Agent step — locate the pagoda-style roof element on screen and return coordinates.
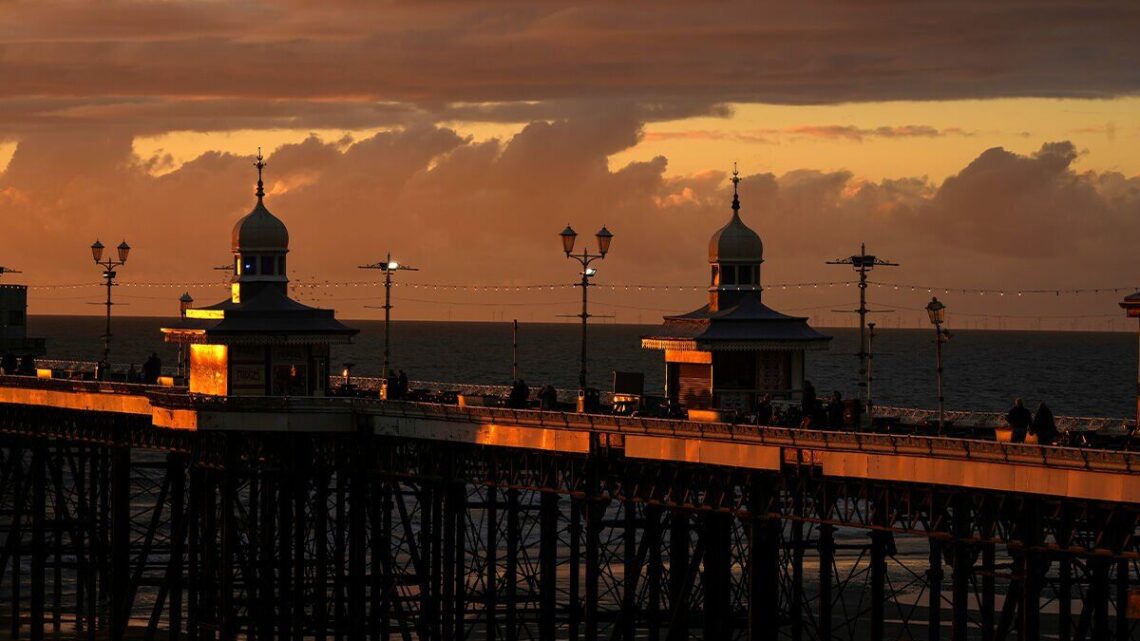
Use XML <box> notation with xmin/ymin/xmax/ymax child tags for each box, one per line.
<box><xmin>642</xmin><ymin>295</ymin><xmax>830</xmax><ymax>352</ymax></box>
<box><xmin>161</xmin><ymin>287</ymin><xmax>357</xmax><ymax>345</ymax></box>
<box><xmin>1121</xmin><ymin>291</ymin><xmax>1140</xmax><ymax>317</ymax></box>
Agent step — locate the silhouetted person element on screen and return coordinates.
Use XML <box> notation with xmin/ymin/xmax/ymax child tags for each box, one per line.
<box><xmin>385</xmin><ymin>369</ymin><xmax>397</xmax><ymax>399</ymax></box>
<box><xmin>1031</xmin><ymin>402</ymin><xmax>1058</xmax><ymax>446</ymax></box>
<box><xmin>142</xmin><ymin>352</ymin><xmax>162</xmax><ymax>384</ymax></box>
<box><xmin>539</xmin><ymin>384</ymin><xmax>558</xmax><ymax>410</ymax></box>
<box><xmin>507</xmin><ymin>379</ymin><xmax>529</xmax><ymax>408</ymax></box>
<box><xmin>1006</xmin><ymin>398</ymin><xmax>1032</xmax><ymax>443</ymax></box>
<box><xmin>18</xmin><ymin>354</ymin><xmax>35</xmax><ymax>376</ymax></box>
<box><xmin>128</xmin><ymin>363</ymin><xmax>139</xmax><ymax>382</ymax></box>
<box><xmin>827</xmin><ymin>391</ymin><xmax>845</xmax><ymax>429</ymax></box>
<box><xmin>755</xmin><ymin>394</ymin><xmax>773</xmax><ymax>426</ymax></box>
<box><xmin>397</xmin><ymin>369</ymin><xmax>409</xmax><ymax>399</ymax></box>
<box><xmin>801</xmin><ymin>380</ymin><xmax>817</xmax><ymax>422</ymax></box>
<box><xmin>1</xmin><ymin>353</ymin><xmax>16</xmax><ymax>375</ymax></box>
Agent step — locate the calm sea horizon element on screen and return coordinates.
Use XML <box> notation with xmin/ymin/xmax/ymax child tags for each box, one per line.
<box><xmin>24</xmin><ymin>314</ymin><xmax>1138</xmax><ymax>419</ymax></box>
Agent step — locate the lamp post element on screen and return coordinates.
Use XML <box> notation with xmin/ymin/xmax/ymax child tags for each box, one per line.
<box><xmin>866</xmin><ymin>321</ymin><xmax>876</xmax><ymax>417</ymax></box>
<box><xmin>359</xmin><ymin>252</ymin><xmax>417</xmax><ymax>376</ymax></box>
<box><xmin>91</xmin><ymin>240</ymin><xmax>130</xmax><ymax>373</ymax></box>
<box><xmin>925</xmin><ymin>297</ymin><xmax>947</xmax><ymax>432</ymax></box>
<box><xmin>178</xmin><ymin>292</ymin><xmax>193</xmax><ymax>380</ymax></box>
<box><xmin>826</xmin><ymin>244</ymin><xmax>897</xmax><ymax>411</ymax></box>
<box><xmin>560</xmin><ymin>224</ymin><xmax>613</xmax><ymax>393</ymax></box>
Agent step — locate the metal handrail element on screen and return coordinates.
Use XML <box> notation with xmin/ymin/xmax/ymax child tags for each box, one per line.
<box><xmin>0</xmin><ymin>373</ymin><xmax>1135</xmax><ymax>473</ymax></box>
<box><xmin>357</xmin><ymin>399</ymin><xmax>1139</xmax><ymax>474</ymax></box>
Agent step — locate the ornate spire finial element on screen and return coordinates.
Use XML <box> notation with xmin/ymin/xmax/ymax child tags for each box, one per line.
<box><xmin>254</xmin><ymin>147</ymin><xmax>266</xmax><ymax>200</ymax></box>
<box><xmin>731</xmin><ymin>162</ymin><xmax>741</xmax><ymax>215</ymax></box>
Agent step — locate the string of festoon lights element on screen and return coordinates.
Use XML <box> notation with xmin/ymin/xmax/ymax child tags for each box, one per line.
<box><xmin>21</xmin><ymin>278</ymin><xmax>1140</xmax><ymax>296</ymax></box>
<box><xmin>26</xmin><ymin>279</ymin><xmax>862</xmax><ymax>292</ymax></box>
<box><xmin>867</xmin><ymin>281</ymin><xmax>1140</xmax><ymax>297</ymax></box>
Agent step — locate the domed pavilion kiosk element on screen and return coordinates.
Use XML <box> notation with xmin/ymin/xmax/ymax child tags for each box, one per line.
<box><xmin>161</xmin><ymin>153</ymin><xmax>357</xmax><ymax>396</ymax></box>
<box><xmin>641</xmin><ymin>168</ymin><xmax>830</xmax><ymax>416</ymax></box>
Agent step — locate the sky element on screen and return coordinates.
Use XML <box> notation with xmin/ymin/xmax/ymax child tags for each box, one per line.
<box><xmin>1</xmin><ymin>1</ymin><xmax>1139</xmax><ymax>330</ymax></box>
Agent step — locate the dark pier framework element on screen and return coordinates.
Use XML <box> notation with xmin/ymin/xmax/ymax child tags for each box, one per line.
<box><xmin>0</xmin><ymin>404</ymin><xmax>1137</xmax><ymax>641</ymax></box>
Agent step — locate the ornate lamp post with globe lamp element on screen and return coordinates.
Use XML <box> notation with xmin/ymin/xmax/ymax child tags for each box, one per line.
<box><xmin>926</xmin><ymin>296</ymin><xmax>949</xmax><ymax>432</ymax></box>
<box><xmin>559</xmin><ymin>224</ymin><xmax>613</xmax><ymax>402</ymax></box>
<box><xmin>90</xmin><ymin>239</ymin><xmax>131</xmax><ymax>377</ymax></box>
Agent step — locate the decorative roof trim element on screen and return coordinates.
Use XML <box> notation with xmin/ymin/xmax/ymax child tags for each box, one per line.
<box><xmin>641</xmin><ymin>338</ymin><xmax>698</xmax><ymax>351</ymax></box>
<box><xmin>642</xmin><ymin>337</ymin><xmax>830</xmax><ymax>352</ymax></box>
<box><xmin>185</xmin><ymin>308</ymin><xmax>224</xmax><ymax>320</ymax></box>
<box><xmin>160</xmin><ymin>328</ymin><xmax>208</xmax><ymax>344</ymax></box>
<box><xmin>203</xmin><ymin>334</ymin><xmax>355</xmax><ymax>346</ymax></box>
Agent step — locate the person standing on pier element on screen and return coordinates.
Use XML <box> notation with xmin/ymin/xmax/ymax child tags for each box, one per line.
<box><xmin>539</xmin><ymin>383</ymin><xmax>558</xmax><ymax>410</ymax></box>
<box><xmin>1006</xmin><ymin>398</ymin><xmax>1032</xmax><ymax>443</ymax></box>
<box><xmin>828</xmin><ymin>391</ymin><xmax>845</xmax><ymax>429</ymax></box>
<box><xmin>755</xmin><ymin>393</ymin><xmax>773</xmax><ymax>426</ymax></box>
<box><xmin>397</xmin><ymin>369</ymin><xmax>409</xmax><ymax>399</ymax></box>
<box><xmin>1031</xmin><ymin>402</ymin><xmax>1058</xmax><ymax>445</ymax></box>
<box><xmin>801</xmin><ymin>380</ymin><xmax>817</xmax><ymax>426</ymax></box>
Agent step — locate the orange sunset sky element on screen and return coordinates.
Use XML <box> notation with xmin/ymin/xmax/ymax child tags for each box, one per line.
<box><xmin>1</xmin><ymin>1</ymin><xmax>1138</xmax><ymax>329</ymax></box>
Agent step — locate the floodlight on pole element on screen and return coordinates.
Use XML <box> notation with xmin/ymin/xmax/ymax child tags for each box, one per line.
<box><xmin>359</xmin><ymin>252</ymin><xmax>418</xmax><ymax>377</ymax></box>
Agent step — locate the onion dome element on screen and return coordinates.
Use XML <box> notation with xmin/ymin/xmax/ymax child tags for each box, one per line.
<box><xmin>232</xmin><ymin>201</ymin><xmax>289</xmax><ymax>252</ymax></box>
<box><xmin>708</xmin><ymin>167</ymin><xmax>762</xmax><ymax>262</ymax></box>
<box><xmin>231</xmin><ymin>149</ymin><xmax>289</xmax><ymax>252</ymax></box>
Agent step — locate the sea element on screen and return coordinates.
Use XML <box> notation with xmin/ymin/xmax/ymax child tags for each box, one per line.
<box><xmin>29</xmin><ymin>315</ymin><xmax>1137</xmax><ymax>419</ymax></box>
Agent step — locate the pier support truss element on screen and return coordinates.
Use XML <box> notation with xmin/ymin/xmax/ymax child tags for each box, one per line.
<box><xmin>0</xmin><ymin>406</ymin><xmax>1137</xmax><ymax>640</ymax></box>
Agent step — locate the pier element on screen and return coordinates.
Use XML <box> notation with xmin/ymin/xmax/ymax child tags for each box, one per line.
<box><xmin>0</xmin><ymin>373</ymin><xmax>1138</xmax><ymax>641</ymax></box>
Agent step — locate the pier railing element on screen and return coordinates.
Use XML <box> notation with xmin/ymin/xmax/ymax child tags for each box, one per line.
<box><xmin>874</xmin><ymin>404</ymin><xmax>1133</xmax><ymax>435</ymax></box>
<box><xmin>353</xmin><ymin>399</ymin><xmax>1140</xmax><ymax>473</ymax></box>
<box><xmin>4</xmin><ymin>366</ymin><xmax>1136</xmax><ymax>438</ymax></box>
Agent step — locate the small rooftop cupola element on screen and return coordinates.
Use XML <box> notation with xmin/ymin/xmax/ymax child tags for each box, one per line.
<box><xmin>230</xmin><ymin>149</ymin><xmax>289</xmax><ymax>303</ymax></box>
<box><xmin>708</xmin><ymin>164</ymin><xmax>763</xmax><ymax>311</ymax></box>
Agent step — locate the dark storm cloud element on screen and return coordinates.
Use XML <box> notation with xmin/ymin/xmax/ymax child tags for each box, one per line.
<box><xmin>0</xmin><ymin>1</ymin><xmax>1137</xmax><ymax>132</ymax></box>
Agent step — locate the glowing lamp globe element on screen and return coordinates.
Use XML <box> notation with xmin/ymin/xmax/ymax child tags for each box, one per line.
<box><xmin>560</xmin><ymin>225</ymin><xmax>577</xmax><ymax>255</ymax></box>
<box><xmin>596</xmin><ymin>225</ymin><xmax>613</xmax><ymax>256</ymax></box>
<box><xmin>926</xmin><ymin>297</ymin><xmax>946</xmax><ymax>326</ymax></box>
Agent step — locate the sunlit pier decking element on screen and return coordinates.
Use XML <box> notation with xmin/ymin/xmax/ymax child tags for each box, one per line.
<box><xmin>1</xmin><ymin>373</ymin><xmax>1136</xmax><ymax>505</ymax></box>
